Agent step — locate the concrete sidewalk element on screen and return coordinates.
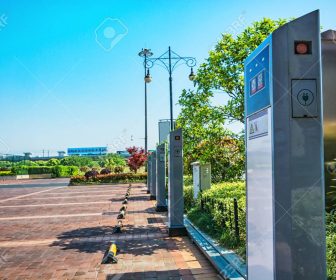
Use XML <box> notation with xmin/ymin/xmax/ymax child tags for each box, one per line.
<box><xmin>0</xmin><ymin>180</ymin><xmax>219</xmax><ymax>280</ymax></box>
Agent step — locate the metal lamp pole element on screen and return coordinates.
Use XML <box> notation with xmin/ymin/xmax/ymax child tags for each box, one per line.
<box><xmin>145</xmin><ymin>46</ymin><xmax>196</xmax><ymax>131</ymax></box>
<box><xmin>138</xmin><ymin>48</ymin><xmax>153</xmax><ymax>153</ymax></box>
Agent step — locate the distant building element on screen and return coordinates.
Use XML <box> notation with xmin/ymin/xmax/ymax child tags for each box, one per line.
<box><xmin>67</xmin><ymin>147</ymin><xmax>108</xmax><ymax>156</ymax></box>
<box><xmin>116</xmin><ymin>150</ymin><xmax>130</xmax><ymax>158</ymax></box>
<box><xmin>23</xmin><ymin>152</ymin><xmax>32</xmax><ymax>159</ymax></box>
<box><xmin>57</xmin><ymin>151</ymin><xmax>66</xmax><ymax>158</ymax></box>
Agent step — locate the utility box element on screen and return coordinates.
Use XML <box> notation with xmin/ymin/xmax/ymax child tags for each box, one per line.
<box><xmin>321</xmin><ymin>29</ymin><xmax>336</xmax><ymax>210</ymax></box>
<box><xmin>245</xmin><ymin>11</ymin><xmax>325</xmax><ymax>280</ymax></box>
<box><xmin>191</xmin><ymin>162</ymin><xmax>211</xmax><ymax>199</ymax></box>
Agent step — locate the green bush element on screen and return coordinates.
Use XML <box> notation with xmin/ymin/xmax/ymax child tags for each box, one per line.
<box><xmin>327</xmin><ymin>211</ymin><xmax>336</xmax><ymax>279</ymax></box>
<box><xmin>185</xmin><ymin>181</ymin><xmax>246</xmax><ymax>258</ymax></box>
<box><xmin>53</xmin><ymin>166</ymin><xmax>80</xmax><ymax>177</ymax></box>
<box><xmin>69</xmin><ymin>172</ymin><xmax>147</xmax><ymax>185</ymax></box>
<box><xmin>0</xmin><ymin>170</ymin><xmax>13</xmax><ymax>176</ymax></box>
<box><xmin>11</xmin><ymin>165</ymin><xmax>79</xmax><ymax>177</ymax></box>
<box><xmin>184</xmin><ymin>185</ymin><xmax>195</xmax><ymax>212</ymax></box>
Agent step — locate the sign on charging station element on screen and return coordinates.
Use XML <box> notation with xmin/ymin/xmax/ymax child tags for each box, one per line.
<box><xmin>245</xmin><ymin>10</ymin><xmax>325</xmax><ymax>280</ymax></box>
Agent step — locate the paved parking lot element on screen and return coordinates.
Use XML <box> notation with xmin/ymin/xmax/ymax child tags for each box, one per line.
<box><xmin>0</xmin><ymin>179</ymin><xmax>219</xmax><ymax>280</ymax></box>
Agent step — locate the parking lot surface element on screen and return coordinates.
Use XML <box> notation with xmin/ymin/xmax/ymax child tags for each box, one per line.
<box><xmin>0</xmin><ymin>179</ymin><xmax>219</xmax><ymax>280</ymax></box>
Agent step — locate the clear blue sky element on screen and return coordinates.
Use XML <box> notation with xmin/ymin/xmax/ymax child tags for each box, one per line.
<box><xmin>0</xmin><ymin>0</ymin><xmax>335</xmax><ymax>156</ymax></box>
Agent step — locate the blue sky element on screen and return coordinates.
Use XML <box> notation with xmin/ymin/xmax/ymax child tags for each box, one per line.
<box><xmin>0</xmin><ymin>0</ymin><xmax>335</xmax><ymax>156</ymax></box>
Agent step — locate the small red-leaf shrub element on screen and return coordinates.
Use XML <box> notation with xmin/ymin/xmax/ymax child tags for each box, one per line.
<box><xmin>69</xmin><ymin>172</ymin><xmax>147</xmax><ymax>185</ymax></box>
<box><xmin>126</xmin><ymin>146</ymin><xmax>148</xmax><ymax>173</ymax></box>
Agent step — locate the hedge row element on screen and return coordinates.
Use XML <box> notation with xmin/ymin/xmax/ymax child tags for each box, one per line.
<box><xmin>11</xmin><ymin>165</ymin><xmax>80</xmax><ymax>177</ymax></box>
<box><xmin>184</xmin><ymin>181</ymin><xmax>246</xmax><ymax>258</ymax></box>
<box><xmin>69</xmin><ymin>172</ymin><xmax>147</xmax><ymax>185</ymax></box>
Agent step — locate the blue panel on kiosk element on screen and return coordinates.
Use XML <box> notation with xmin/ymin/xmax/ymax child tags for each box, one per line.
<box><xmin>245</xmin><ymin>36</ymin><xmax>272</xmax><ymax>116</ymax></box>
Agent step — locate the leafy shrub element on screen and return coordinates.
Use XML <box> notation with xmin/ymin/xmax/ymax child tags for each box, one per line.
<box><xmin>53</xmin><ymin>166</ymin><xmax>80</xmax><ymax>177</ymax></box>
<box><xmin>80</xmin><ymin>166</ymin><xmax>90</xmax><ymax>173</ymax></box>
<box><xmin>114</xmin><ymin>166</ymin><xmax>124</xmax><ymax>173</ymax></box>
<box><xmin>327</xmin><ymin>211</ymin><xmax>336</xmax><ymax>279</ymax></box>
<box><xmin>185</xmin><ymin>181</ymin><xmax>246</xmax><ymax>258</ymax></box>
<box><xmin>100</xmin><ymin>168</ymin><xmax>111</xmax><ymax>175</ymax></box>
<box><xmin>100</xmin><ymin>154</ymin><xmax>126</xmax><ymax>169</ymax></box>
<box><xmin>47</xmin><ymin>158</ymin><xmax>60</xmax><ymax>166</ymax></box>
<box><xmin>11</xmin><ymin>166</ymin><xmax>53</xmax><ymax>175</ymax></box>
<box><xmin>11</xmin><ymin>165</ymin><xmax>79</xmax><ymax>177</ymax></box>
<box><xmin>126</xmin><ymin>146</ymin><xmax>147</xmax><ymax>173</ymax></box>
<box><xmin>0</xmin><ymin>171</ymin><xmax>13</xmax><ymax>176</ymax></box>
<box><xmin>184</xmin><ymin>185</ymin><xmax>195</xmax><ymax>212</ymax></box>
<box><xmin>69</xmin><ymin>172</ymin><xmax>147</xmax><ymax>185</ymax></box>
<box><xmin>84</xmin><ymin>170</ymin><xmax>99</xmax><ymax>180</ymax></box>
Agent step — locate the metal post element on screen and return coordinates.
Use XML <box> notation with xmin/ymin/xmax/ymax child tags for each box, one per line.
<box><xmin>144</xmin><ymin>55</ymin><xmax>148</xmax><ymax>153</ymax></box>
<box><xmin>168</xmin><ymin>46</ymin><xmax>173</xmax><ymax>131</ymax></box>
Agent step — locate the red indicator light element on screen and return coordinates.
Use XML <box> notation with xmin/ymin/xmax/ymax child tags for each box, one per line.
<box><xmin>294</xmin><ymin>41</ymin><xmax>312</xmax><ymax>55</ymax></box>
<box><xmin>296</xmin><ymin>43</ymin><xmax>308</xmax><ymax>54</ymax></box>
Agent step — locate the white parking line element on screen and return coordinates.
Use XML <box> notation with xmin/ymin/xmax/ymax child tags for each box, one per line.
<box><xmin>16</xmin><ymin>194</ymin><xmax>119</xmax><ymax>200</ymax></box>
<box><xmin>0</xmin><ymin>186</ymin><xmax>65</xmax><ymax>203</ymax></box>
<box><xmin>0</xmin><ymin>212</ymin><xmax>104</xmax><ymax>221</ymax></box>
<box><xmin>0</xmin><ymin>201</ymin><xmax>110</xmax><ymax>208</ymax></box>
<box><xmin>45</xmin><ymin>190</ymin><xmax>114</xmax><ymax>195</ymax></box>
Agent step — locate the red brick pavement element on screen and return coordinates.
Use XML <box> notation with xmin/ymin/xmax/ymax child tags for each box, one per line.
<box><xmin>0</xmin><ymin>179</ymin><xmax>220</xmax><ymax>280</ymax></box>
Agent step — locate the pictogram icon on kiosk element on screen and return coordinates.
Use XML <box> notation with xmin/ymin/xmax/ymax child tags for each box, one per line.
<box><xmin>297</xmin><ymin>89</ymin><xmax>314</xmax><ymax>106</ymax></box>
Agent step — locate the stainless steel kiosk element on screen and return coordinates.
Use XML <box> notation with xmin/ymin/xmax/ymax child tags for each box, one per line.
<box><xmin>150</xmin><ymin>151</ymin><xmax>157</xmax><ymax>200</ymax></box>
<box><xmin>245</xmin><ymin>11</ymin><xmax>325</xmax><ymax>280</ymax></box>
<box><xmin>156</xmin><ymin>143</ymin><xmax>167</xmax><ymax>211</ymax></box>
<box><xmin>168</xmin><ymin>128</ymin><xmax>187</xmax><ymax>236</ymax></box>
<box><xmin>322</xmin><ymin>29</ymin><xmax>336</xmax><ymax>210</ymax></box>
<box><xmin>147</xmin><ymin>154</ymin><xmax>152</xmax><ymax>194</ymax></box>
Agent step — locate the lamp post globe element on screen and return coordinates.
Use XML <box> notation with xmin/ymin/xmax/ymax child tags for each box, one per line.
<box><xmin>188</xmin><ymin>67</ymin><xmax>195</xmax><ymax>81</ymax></box>
<box><xmin>145</xmin><ymin>69</ymin><xmax>152</xmax><ymax>83</ymax></box>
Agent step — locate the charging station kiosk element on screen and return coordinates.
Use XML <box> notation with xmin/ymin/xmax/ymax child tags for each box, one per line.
<box><xmin>156</xmin><ymin>143</ymin><xmax>167</xmax><ymax>211</ymax></box>
<box><xmin>150</xmin><ymin>151</ymin><xmax>157</xmax><ymax>200</ymax></box>
<box><xmin>147</xmin><ymin>154</ymin><xmax>152</xmax><ymax>194</ymax></box>
<box><xmin>168</xmin><ymin>128</ymin><xmax>187</xmax><ymax>236</ymax></box>
<box><xmin>321</xmin><ymin>29</ymin><xmax>336</xmax><ymax>210</ymax></box>
<box><xmin>245</xmin><ymin>11</ymin><xmax>325</xmax><ymax>280</ymax></box>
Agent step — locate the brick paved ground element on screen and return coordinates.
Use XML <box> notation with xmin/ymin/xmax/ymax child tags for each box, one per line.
<box><xmin>0</xmin><ymin>179</ymin><xmax>220</xmax><ymax>280</ymax></box>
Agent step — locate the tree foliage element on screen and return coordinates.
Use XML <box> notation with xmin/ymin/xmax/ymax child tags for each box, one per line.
<box><xmin>99</xmin><ymin>153</ymin><xmax>126</xmax><ymax>169</ymax></box>
<box><xmin>196</xmin><ymin>18</ymin><xmax>287</xmax><ymax>123</ymax></box>
<box><xmin>177</xmin><ymin>89</ymin><xmax>244</xmax><ymax>182</ymax></box>
<box><xmin>177</xmin><ymin>18</ymin><xmax>288</xmax><ymax>181</ymax></box>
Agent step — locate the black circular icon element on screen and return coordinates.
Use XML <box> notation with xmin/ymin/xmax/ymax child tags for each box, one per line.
<box><xmin>297</xmin><ymin>89</ymin><xmax>314</xmax><ymax>106</ymax></box>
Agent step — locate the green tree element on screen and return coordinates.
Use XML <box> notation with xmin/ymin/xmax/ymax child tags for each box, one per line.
<box><xmin>60</xmin><ymin>156</ymin><xmax>96</xmax><ymax>168</ymax></box>
<box><xmin>196</xmin><ymin>18</ymin><xmax>287</xmax><ymax>123</ymax></box>
<box><xmin>177</xmin><ymin>89</ymin><xmax>244</xmax><ymax>182</ymax></box>
<box><xmin>46</xmin><ymin>158</ymin><xmax>60</xmax><ymax>166</ymax></box>
<box><xmin>177</xmin><ymin>18</ymin><xmax>288</xmax><ymax>181</ymax></box>
<box><xmin>99</xmin><ymin>154</ymin><xmax>126</xmax><ymax>169</ymax></box>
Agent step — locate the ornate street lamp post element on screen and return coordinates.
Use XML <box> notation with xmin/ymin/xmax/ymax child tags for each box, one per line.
<box><xmin>138</xmin><ymin>48</ymin><xmax>153</xmax><ymax>153</ymax></box>
<box><xmin>145</xmin><ymin>46</ymin><xmax>196</xmax><ymax>130</ymax></box>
